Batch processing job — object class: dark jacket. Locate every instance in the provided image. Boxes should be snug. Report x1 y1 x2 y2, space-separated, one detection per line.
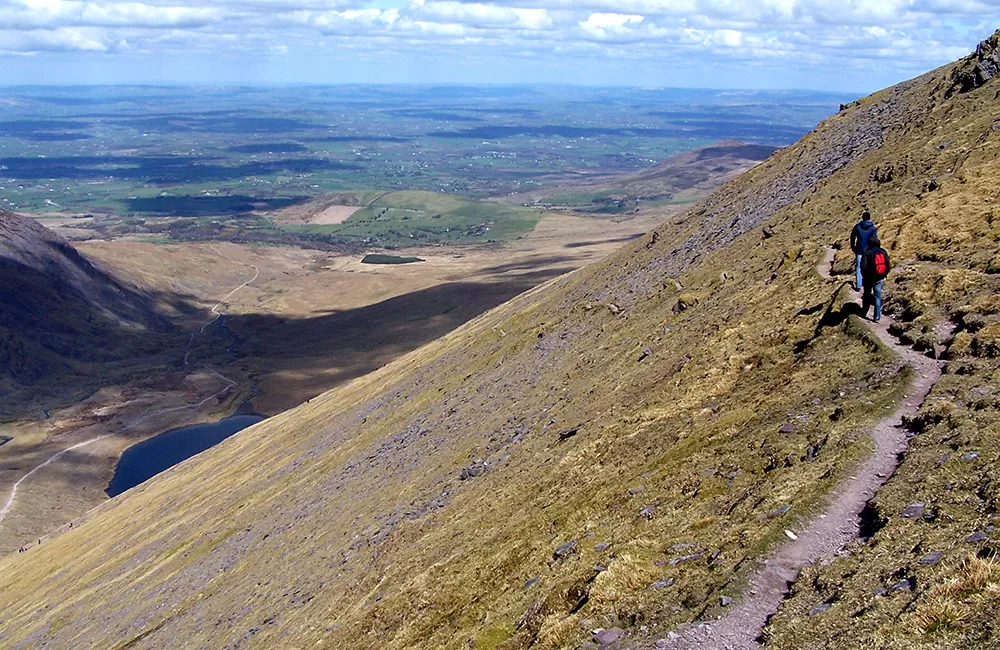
851 219 877 254
861 246 891 281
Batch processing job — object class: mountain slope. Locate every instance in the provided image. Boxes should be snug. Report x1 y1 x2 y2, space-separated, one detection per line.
1 31 999 650
0 211 176 417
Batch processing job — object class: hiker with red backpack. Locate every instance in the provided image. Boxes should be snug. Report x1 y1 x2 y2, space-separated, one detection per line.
860 235 891 322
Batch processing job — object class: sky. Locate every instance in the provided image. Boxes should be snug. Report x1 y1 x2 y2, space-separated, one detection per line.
0 0 997 91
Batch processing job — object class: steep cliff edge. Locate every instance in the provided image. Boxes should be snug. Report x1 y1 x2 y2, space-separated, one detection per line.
0 31 999 650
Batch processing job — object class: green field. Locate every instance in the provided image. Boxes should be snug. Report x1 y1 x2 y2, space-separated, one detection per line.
277 190 544 248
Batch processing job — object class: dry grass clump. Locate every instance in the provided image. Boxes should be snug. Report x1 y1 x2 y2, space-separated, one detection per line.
532 613 582 650
912 554 1000 636
588 552 664 607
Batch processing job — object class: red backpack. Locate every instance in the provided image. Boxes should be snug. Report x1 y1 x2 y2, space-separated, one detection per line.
873 250 889 278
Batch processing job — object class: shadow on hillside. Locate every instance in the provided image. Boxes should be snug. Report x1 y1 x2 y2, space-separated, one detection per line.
475 255 578 276
225 270 569 413
565 234 645 249
3 238 574 418
0 251 196 419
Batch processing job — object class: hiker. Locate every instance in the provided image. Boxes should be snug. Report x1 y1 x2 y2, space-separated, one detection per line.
860 235 891 322
850 210 878 291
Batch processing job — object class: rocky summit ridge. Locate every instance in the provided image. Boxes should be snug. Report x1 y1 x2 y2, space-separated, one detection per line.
1 29 1000 650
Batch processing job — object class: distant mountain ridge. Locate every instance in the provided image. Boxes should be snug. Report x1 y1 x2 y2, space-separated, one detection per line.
613 139 777 199
516 139 778 211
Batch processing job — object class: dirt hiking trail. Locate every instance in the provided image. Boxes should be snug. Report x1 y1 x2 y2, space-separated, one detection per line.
640 246 947 649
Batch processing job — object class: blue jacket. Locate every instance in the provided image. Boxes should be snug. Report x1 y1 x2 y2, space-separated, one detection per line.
851 219 877 254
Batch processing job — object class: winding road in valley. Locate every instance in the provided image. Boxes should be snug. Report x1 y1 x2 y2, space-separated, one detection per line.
647 246 948 649
0 247 258 531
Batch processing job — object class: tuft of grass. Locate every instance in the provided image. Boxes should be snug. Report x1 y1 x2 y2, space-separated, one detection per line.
533 613 582 650
589 551 663 607
908 556 1000 639
913 601 971 636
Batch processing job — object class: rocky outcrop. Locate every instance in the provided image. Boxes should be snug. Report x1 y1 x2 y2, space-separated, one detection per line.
948 29 1000 96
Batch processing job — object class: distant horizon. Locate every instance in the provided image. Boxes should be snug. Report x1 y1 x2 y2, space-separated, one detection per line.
0 81 863 96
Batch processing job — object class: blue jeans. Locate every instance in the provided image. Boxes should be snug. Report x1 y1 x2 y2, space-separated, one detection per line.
855 254 863 290
862 279 884 320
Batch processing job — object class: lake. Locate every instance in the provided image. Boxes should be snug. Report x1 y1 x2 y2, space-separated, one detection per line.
106 414 264 497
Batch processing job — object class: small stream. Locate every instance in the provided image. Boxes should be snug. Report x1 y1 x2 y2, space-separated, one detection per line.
106 414 264 497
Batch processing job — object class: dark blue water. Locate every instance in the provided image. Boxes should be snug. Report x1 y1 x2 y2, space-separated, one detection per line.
106 415 264 497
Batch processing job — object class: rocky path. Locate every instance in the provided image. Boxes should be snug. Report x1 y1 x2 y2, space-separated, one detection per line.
644 246 946 649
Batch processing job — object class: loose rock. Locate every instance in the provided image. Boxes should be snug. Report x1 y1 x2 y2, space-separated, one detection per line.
670 552 705 566
554 540 577 560
766 504 792 520
593 627 625 645
890 578 913 592
920 552 943 565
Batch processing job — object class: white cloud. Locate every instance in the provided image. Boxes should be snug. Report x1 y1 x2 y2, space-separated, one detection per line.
409 1 552 29
579 13 643 39
0 0 996 89
0 26 113 51
0 0 226 29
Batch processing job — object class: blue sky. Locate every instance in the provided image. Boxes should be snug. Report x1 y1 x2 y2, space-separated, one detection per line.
0 0 997 92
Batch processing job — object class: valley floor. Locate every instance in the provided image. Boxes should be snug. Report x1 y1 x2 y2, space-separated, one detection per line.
0 208 669 557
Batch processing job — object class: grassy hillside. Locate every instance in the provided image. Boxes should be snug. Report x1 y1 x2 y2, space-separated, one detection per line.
764 31 1000 649
0 31 999 650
